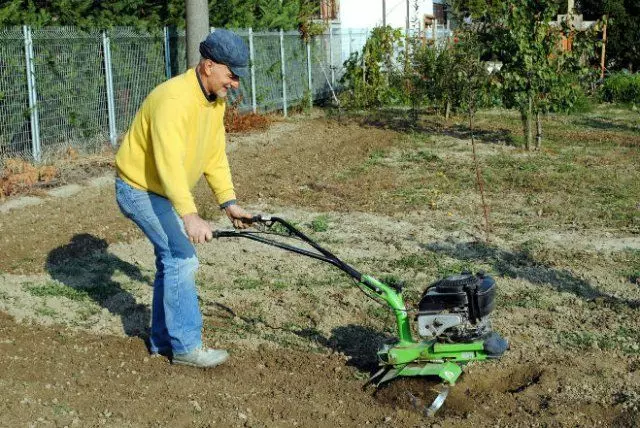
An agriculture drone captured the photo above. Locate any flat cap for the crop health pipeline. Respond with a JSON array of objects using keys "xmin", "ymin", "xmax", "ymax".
[{"xmin": 199, "ymin": 29, "xmax": 249, "ymax": 78}]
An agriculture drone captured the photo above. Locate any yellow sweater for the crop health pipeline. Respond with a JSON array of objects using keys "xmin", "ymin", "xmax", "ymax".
[{"xmin": 115, "ymin": 68, "xmax": 235, "ymax": 216}]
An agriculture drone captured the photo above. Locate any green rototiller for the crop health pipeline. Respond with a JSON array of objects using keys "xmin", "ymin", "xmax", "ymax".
[{"xmin": 214, "ymin": 216, "xmax": 508, "ymax": 415}]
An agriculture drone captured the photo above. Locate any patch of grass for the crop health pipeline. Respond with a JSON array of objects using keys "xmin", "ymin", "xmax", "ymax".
[
  {"xmin": 23, "ymin": 281, "xmax": 89, "ymax": 301},
  {"xmin": 271, "ymin": 280, "xmax": 290, "ymax": 289},
  {"xmin": 400, "ymin": 149, "xmax": 441, "ymax": 164},
  {"xmin": 392, "ymin": 187, "xmax": 442, "ymax": 209},
  {"xmin": 269, "ymin": 220, "xmax": 300, "ymax": 236},
  {"xmin": 233, "ymin": 277, "xmax": 262, "ymax": 290},
  {"xmin": 435, "ymin": 259, "xmax": 481, "ymax": 278},
  {"xmin": 366, "ymin": 304, "xmax": 391, "ymax": 321},
  {"xmin": 52, "ymin": 403, "xmax": 73, "ymax": 416},
  {"xmin": 498, "ymin": 288, "xmax": 547, "ymax": 309},
  {"xmin": 392, "ymin": 253, "xmax": 433, "ymax": 270},
  {"xmin": 337, "ymin": 149, "xmax": 389, "ymax": 180},
  {"xmin": 366, "ymin": 149, "xmax": 387, "ymax": 166},
  {"xmin": 77, "ymin": 305, "xmax": 100, "ymax": 321},
  {"xmin": 556, "ymin": 331, "xmax": 603, "ymax": 350},
  {"xmin": 310, "ymin": 215, "xmax": 330, "ymax": 232},
  {"xmin": 35, "ymin": 306, "xmax": 57, "ymax": 317},
  {"xmin": 556, "ymin": 327, "xmax": 640, "ymax": 354}
]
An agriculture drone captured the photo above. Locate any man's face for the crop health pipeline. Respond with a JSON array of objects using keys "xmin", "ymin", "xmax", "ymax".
[{"xmin": 204, "ymin": 60, "xmax": 240, "ymax": 98}]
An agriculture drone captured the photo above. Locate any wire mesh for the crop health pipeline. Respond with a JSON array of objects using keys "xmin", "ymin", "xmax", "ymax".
[
  {"xmin": 0, "ymin": 27, "xmax": 30, "ymax": 159},
  {"xmin": 30, "ymin": 27, "xmax": 108, "ymax": 158},
  {"xmin": 252, "ymin": 31, "xmax": 285, "ymax": 112},
  {"xmin": 109, "ymin": 27, "xmax": 166, "ymax": 135},
  {"xmin": 226, "ymin": 29, "xmax": 253, "ymax": 113},
  {"xmin": 334, "ymin": 28, "xmax": 370, "ymax": 82},
  {"xmin": 283, "ymin": 32, "xmax": 308, "ymax": 109},
  {"xmin": 309, "ymin": 33, "xmax": 332, "ymax": 100},
  {"xmin": 165, "ymin": 27, "xmax": 188, "ymax": 78}
]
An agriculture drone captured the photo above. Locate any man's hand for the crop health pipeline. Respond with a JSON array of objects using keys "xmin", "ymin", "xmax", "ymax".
[
  {"xmin": 182, "ymin": 213, "xmax": 213, "ymax": 244},
  {"xmin": 223, "ymin": 204, "xmax": 253, "ymax": 229}
]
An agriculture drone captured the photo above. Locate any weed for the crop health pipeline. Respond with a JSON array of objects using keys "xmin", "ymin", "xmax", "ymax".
[
  {"xmin": 77, "ymin": 305, "xmax": 100, "ymax": 321},
  {"xmin": 435, "ymin": 260, "xmax": 480, "ymax": 278},
  {"xmin": 367, "ymin": 149, "xmax": 386, "ymax": 165},
  {"xmin": 499, "ymin": 288, "xmax": 546, "ymax": 309},
  {"xmin": 272, "ymin": 280, "xmax": 290, "ymax": 289},
  {"xmin": 392, "ymin": 254, "xmax": 433, "ymax": 270},
  {"xmin": 310, "ymin": 215, "xmax": 330, "ymax": 232},
  {"xmin": 556, "ymin": 331, "xmax": 600, "ymax": 350},
  {"xmin": 233, "ymin": 277, "xmax": 262, "ymax": 290},
  {"xmin": 23, "ymin": 281, "xmax": 89, "ymax": 301},
  {"xmin": 379, "ymin": 274, "xmax": 405, "ymax": 288},
  {"xmin": 52, "ymin": 403, "xmax": 73, "ymax": 416},
  {"xmin": 392, "ymin": 187, "xmax": 442, "ymax": 209},
  {"xmin": 556, "ymin": 328, "xmax": 640, "ymax": 354},
  {"xmin": 337, "ymin": 149, "xmax": 389, "ymax": 180},
  {"xmin": 400, "ymin": 149, "xmax": 441, "ymax": 164},
  {"xmin": 366, "ymin": 304, "xmax": 390, "ymax": 321},
  {"xmin": 35, "ymin": 305, "xmax": 57, "ymax": 317}
]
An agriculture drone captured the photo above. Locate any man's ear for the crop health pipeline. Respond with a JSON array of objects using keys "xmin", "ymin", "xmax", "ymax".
[{"xmin": 201, "ymin": 59, "xmax": 213, "ymax": 76}]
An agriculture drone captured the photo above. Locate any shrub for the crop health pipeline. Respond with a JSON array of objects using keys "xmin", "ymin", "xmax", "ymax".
[{"xmin": 599, "ymin": 72, "xmax": 640, "ymax": 105}]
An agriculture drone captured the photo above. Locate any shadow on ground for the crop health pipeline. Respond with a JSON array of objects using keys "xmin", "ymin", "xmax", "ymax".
[
  {"xmin": 46, "ymin": 234, "xmax": 153, "ymax": 339},
  {"xmin": 422, "ymin": 240, "xmax": 640, "ymax": 309},
  {"xmin": 295, "ymin": 324, "xmax": 392, "ymax": 372},
  {"xmin": 205, "ymin": 299, "xmax": 391, "ymax": 373},
  {"xmin": 357, "ymin": 109, "xmax": 516, "ymax": 146},
  {"xmin": 578, "ymin": 117, "xmax": 640, "ymax": 135}
]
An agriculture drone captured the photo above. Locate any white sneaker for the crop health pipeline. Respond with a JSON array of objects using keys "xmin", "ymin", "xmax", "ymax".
[{"xmin": 172, "ymin": 347, "xmax": 229, "ymax": 368}]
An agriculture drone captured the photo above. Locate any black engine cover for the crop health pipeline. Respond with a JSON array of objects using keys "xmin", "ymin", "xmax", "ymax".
[{"xmin": 418, "ymin": 272, "xmax": 496, "ymax": 323}]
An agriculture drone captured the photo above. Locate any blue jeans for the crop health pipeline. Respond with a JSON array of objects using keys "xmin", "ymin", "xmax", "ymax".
[{"xmin": 115, "ymin": 177, "xmax": 202, "ymax": 354}]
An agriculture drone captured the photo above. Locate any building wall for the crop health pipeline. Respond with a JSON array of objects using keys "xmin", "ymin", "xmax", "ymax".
[{"xmin": 338, "ymin": 0, "xmax": 434, "ymax": 30}]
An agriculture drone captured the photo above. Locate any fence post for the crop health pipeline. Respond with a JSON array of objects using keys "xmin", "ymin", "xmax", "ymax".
[
  {"xmin": 306, "ymin": 39, "xmax": 312, "ymax": 109},
  {"xmin": 434, "ymin": 19, "xmax": 438, "ymax": 43},
  {"xmin": 163, "ymin": 26, "xmax": 171, "ymax": 80},
  {"xmin": 279, "ymin": 29, "xmax": 287, "ymax": 117},
  {"xmin": 329, "ymin": 26, "xmax": 335, "ymax": 86},
  {"xmin": 102, "ymin": 31, "xmax": 117, "ymax": 147},
  {"xmin": 249, "ymin": 28, "xmax": 257, "ymax": 114},
  {"xmin": 23, "ymin": 25, "xmax": 41, "ymax": 162}
]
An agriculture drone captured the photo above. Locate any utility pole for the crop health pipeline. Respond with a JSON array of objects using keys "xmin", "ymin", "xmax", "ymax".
[
  {"xmin": 186, "ymin": 0, "xmax": 209, "ymax": 68},
  {"xmin": 382, "ymin": 0, "xmax": 386, "ymax": 26}
]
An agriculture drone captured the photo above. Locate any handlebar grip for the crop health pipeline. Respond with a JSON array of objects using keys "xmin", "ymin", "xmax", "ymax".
[{"xmin": 248, "ymin": 215, "xmax": 271, "ymax": 223}]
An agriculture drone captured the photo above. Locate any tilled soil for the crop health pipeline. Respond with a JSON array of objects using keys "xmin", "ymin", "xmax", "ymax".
[{"xmin": 1, "ymin": 112, "xmax": 639, "ymax": 427}]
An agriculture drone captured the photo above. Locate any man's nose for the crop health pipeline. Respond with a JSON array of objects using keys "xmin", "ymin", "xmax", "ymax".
[{"xmin": 230, "ymin": 80, "xmax": 240, "ymax": 89}]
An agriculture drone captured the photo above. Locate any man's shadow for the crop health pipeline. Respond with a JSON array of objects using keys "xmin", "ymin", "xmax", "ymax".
[{"xmin": 46, "ymin": 234, "xmax": 153, "ymax": 341}]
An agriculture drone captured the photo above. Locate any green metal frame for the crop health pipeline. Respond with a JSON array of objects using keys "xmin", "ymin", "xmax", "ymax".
[{"xmin": 361, "ymin": 275, "xmax": 489, "ymax": 386}]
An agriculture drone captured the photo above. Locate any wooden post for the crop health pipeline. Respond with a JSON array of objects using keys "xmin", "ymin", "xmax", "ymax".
[{"xmin": 600, "ymin": 15, "xmax": 607, "ymax": 80}]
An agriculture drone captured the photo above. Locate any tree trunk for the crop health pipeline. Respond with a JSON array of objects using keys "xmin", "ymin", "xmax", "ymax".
[
  {"xmin": 535, "ymin": 111, "xmax": 543, "ymax": 150},
  {"xmin": 524, "ymin": 95, "xmax": 533, "ymax": 150},
  {"xmin": 445, "ymin": 99, "xmax": 451, "ymax": 120},
  {"xmin": 186, "ymin": 0, "xmax": 209, "ymax": 68},
  {"xmin": 520, "ymin": 102, "xmax": 533, "ymax": 151}
]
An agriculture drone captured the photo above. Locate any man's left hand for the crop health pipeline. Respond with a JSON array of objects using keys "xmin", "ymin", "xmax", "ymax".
[{"xmin": 223, "ymin": 204, "xmax": 253, "ymax": 229}]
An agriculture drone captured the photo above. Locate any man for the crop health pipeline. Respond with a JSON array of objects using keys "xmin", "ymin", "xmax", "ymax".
[{"xmin": 114, "ymin": 29, "xmax": 253, "ymax": 368}]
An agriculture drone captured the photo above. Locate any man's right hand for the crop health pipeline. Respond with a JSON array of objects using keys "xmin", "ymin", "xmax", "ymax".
[{"xmin": 182, "ymin": 213, "xmax": 213, "ymax": 244}]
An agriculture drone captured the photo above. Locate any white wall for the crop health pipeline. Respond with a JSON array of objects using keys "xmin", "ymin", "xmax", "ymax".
[{"xmin": 339, "ymin": 0, "xmax": 433, "ymax": 31}]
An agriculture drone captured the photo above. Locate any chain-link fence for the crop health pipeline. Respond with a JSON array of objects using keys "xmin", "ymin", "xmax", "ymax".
[{"xmin": 0, "ymin": 26, "xmax": 371, "ymax": 162}]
